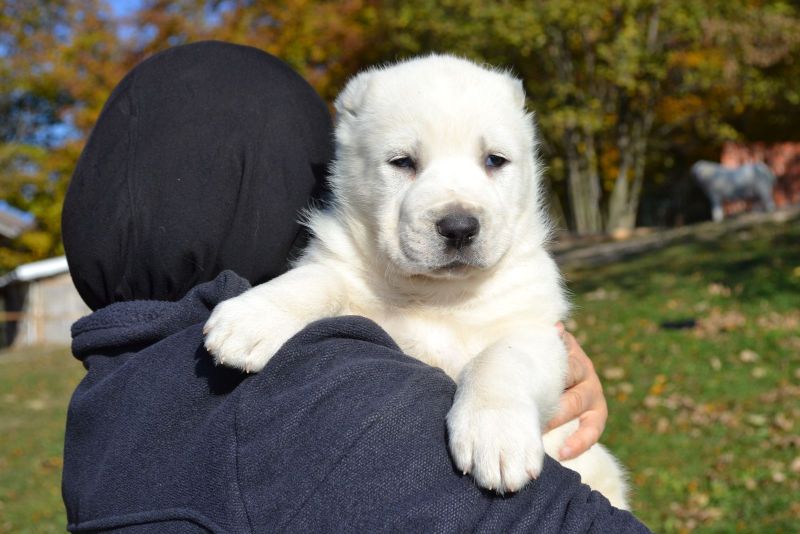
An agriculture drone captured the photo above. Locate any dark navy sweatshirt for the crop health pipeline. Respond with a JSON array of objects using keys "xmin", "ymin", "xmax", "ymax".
[{"xmin": 62, "ymin": 270, "xmax": 651, "ymax": 533}]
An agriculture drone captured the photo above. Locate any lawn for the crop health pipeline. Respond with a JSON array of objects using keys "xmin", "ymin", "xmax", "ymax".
[
  {"xmin": 565, "ymin": 216, "xmax": 800, "ymax": 532},
  {"xmin": 0, "ymin": 216, "xmax": 798, "ymax": 533},
  {"xmin": 0, "ymin": 347, "xmax": 84, "ymax": 533}
]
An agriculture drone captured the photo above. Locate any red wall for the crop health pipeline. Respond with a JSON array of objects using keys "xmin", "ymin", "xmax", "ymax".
[{"xmin": 719, "ymin": 142, "xmax": 800, "ymax": 214}]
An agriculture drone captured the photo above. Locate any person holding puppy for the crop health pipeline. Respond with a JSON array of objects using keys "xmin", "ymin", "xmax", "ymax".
[{"xmin": 62, "ymin": 41, "xmax": 649, "ymax": 532}]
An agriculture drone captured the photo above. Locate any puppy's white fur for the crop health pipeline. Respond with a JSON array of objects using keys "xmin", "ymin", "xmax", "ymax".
[{"xmin": 204, "ymin": 55, "xmax": 629, "ymax": 507}]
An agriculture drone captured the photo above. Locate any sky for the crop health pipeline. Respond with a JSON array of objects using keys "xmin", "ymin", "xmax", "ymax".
[{"xmin": 107, "ymin": 0, "xmax": 143, "ymax": 18}]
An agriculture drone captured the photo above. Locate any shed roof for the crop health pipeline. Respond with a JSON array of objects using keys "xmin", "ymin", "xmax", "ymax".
[
  {"xmin": 0, "ymin": 201, "xmax": 35, "ymax": 239},
  {"xmin": 0, "ymin": 256, "xmax": 69, "ymax": 289}
]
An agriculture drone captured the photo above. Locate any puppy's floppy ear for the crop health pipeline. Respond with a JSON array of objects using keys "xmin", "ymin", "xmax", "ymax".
[{"xmin": 334, "ymin": 70, "xmax": 373, "ymax": 118}]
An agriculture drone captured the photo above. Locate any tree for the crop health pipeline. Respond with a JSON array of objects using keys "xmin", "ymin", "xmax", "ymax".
[
  {"xmin": 0, "ymin": 0, "xmax": 127, "ymax": 272},
  {"xmin": 2, "ymin": 0, "xmax": 799, "ymax": 272},
  {"xmin": 373, "ymin": 0, "xmax": 800, "ymax": 233},
  {"xmin": 132, "ymin": 0, "xmax": 381, "ymax": 102},
  {"xmin": 0, "ymin": 0, "xmax": 385, "ymax": 272}
]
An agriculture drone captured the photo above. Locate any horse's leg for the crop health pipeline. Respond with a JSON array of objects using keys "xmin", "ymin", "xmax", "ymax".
[
  {"xmin": 711, "ymin": 197, "xmax": 724, "ymax": 222},
  {"xmin": 758, "ymin": 184, "xmax": 776, "ymax": 212},
  {"xmin": 755, "ymin": 164, "xmax": 777, "ymax": 212}
]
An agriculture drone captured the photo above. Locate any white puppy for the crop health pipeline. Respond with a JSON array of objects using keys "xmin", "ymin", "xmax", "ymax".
[{"xmin": 204, "ymin": 55, "xmax": 629, "ymax": 508}]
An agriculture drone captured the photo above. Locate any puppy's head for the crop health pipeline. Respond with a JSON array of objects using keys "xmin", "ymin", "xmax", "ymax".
[{"xmin": 331, "ymin": 55, "xmax": 545, "ymax": 279}]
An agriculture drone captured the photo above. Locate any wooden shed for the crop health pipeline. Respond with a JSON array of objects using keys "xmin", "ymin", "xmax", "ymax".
[{"xmin": 0, "ymin": 256, "xmax": 90, "ymax": 348}]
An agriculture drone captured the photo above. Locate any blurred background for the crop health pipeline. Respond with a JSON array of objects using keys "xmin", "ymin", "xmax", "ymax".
[{"xmin": 0, "ymin": 1, "xmax": 798, "ymax": 532}]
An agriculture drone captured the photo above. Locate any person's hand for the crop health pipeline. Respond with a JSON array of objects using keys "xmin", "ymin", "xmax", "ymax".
[{"xmin": 546, "ymin": 323, "xmax": 608, "ymax": 461}]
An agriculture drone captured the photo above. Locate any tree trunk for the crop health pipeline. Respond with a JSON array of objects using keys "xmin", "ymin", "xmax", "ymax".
[
  {"xmin": 606, "ymin": 121, "xmax": 633, "ymax": 232},
  {"xmin": 622, "ymin": 133, "xmax": 649, "ymax": 230},
  {"xmin": 564, "ymin": 128, "xmax": 603, "ymax": 234},
  {"xmin": 583, "ymin": 130, "xmax": 604, "ymax": 231}
]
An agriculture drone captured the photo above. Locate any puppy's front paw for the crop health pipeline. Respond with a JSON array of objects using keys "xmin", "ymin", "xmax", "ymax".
[
  {"xmin": 447, "ymin": 400, "xmax": 544, "ymax": 494},
  {"xmin": 203, "ymin": 295, "xmax": 302, "ymax": 373}
]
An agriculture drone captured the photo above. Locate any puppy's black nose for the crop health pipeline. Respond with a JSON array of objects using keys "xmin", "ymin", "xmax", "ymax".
[{"xmin": 436, "ymin": 212, "xmax": 480, "ymax": 250}]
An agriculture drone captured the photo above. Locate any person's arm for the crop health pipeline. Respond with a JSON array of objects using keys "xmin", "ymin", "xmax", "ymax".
[
  {"xmin": 236, "ymin": 316, "xmax": 650, "ymax": 533},
  {"xmin": 547, "ymin": 325, "xmax": 608, "ymax": 460}
]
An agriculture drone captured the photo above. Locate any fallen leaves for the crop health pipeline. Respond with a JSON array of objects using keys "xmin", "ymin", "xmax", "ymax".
[
  {"xmin": 565, "ymin": 219, "xmax": 800, "ymax": 532},
  {"xmin": 607, "ymin": 381, "xmax": 634, "ymax": 402},
  {"xmin": 648, "ymin": 374, "xmax": 668, "ymax": 396},
  {"xmin": 707, "ymin": 282, "xmax": 732, "ymax": 296},
  {"xmin": 739, "ymin": 349, "xmax": 760, "ymax": 363},
  {"xmin": 756, "ymin": 310, "xmax": 800, "ymax": 331},
  {"xmin": 790, "ymin": 457, "xmax": 800, "ymax": 474},
  {"xmin": 585, "ymin": 287, "xmax": 619, "ymax": 301},
  {"xmin": 773, "ymin": 412, "xmax": 794, "ymax": 431},
  {"xmin": 746, "ymin": 414, "xmax": 768, "ymax": 427},
  {"xmin": 751, "ymin": 367, "xmax": 767, "ymax": 379},
  {"xmin": 694, "ymin": 308, "xmax": 747, "ymax": 337},
  {"xmin": 635, "ymin": 383, "xmax": 799, "ymax": 443},
  {"xmin": 602, "ymin": 366, "xmax": 626, "ymax": 380},
  {"xmin": 631, "ymin": 380, "xmax": 800, "ymax": 532},
  {"xmin": 668, "ymin": 491, "xmax": 723, "ymax": 531}
]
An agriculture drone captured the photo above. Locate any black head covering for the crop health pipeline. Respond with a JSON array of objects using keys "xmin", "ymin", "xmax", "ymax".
[{"xmin": 63, "ymin": 41, "xmax": 332, "ymax": 310}]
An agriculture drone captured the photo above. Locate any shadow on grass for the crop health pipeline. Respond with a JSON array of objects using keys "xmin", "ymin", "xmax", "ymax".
[{"xmin": 567, "ymin": 220, "xmax": 800, "ymax": 304}]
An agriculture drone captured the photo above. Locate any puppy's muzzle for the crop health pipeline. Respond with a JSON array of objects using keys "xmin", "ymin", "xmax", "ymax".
[{"xmin": 436, "ymin": 211, "xmax": 480, "ymax": 250}]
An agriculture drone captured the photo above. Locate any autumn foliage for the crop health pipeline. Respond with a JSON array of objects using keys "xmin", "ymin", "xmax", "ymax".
[{"xmin": 2, "ymin": 0, "xmax": 799, "ymax": 271}]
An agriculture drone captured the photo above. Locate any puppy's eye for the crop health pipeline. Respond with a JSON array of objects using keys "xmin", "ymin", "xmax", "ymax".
[
  {"xmin": 485, "ymin": 154, "xmax": 508, "ymax": 169},
  {"xmin": 389, "ymin": 156, "xmax": 416, "ymax": 170}
]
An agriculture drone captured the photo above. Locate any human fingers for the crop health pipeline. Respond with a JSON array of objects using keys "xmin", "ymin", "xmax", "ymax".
[
  {"xmin": 547, "ymin": 333, "xmax": 595, "ymax": 429},
  {"xmin": 546, "ymin": 332, "xmax": 608, "ymax": 459},
  {"xmin": 562, "ymin": 332, "xmax": 589, "ymax": 389},
  {"xmin": 555, "ymin": 321, "xmax": 565, "ymax": 337},
  {"xmin": 559, "ymin": 409, "xmax": 607, "ymax": 460}
]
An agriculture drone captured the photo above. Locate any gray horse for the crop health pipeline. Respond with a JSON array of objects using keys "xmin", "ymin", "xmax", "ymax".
[{"xmin": 691, "ymin": 160, "xmax": 777, "ymax": 222}]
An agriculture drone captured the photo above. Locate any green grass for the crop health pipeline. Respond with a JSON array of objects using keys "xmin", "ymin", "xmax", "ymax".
[
  {"xmin": 1, "ymin": 218, "xmax": 798, "ymax": 532},
  {"xmin": 0, "ymin": 347, "xmax": 84, "ymax": 533},
  {"xmin": 565, "ymin": 218, "xmax": 800, "ymax": 532}
]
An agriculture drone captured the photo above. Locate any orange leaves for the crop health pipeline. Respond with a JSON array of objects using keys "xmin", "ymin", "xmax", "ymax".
[
  {"xmin": 648, "ymin": 373, "xmax": 667, "ymax": 396},
  {"xmin": 656, "ymin": 94, "xmax": 704, "ymax": 125},
  {"xmin": 0, "ymin": 0, "xmax": 127, "ymax": 271}
]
